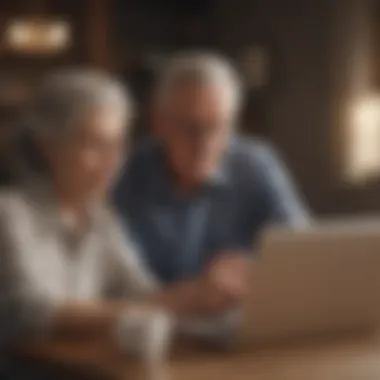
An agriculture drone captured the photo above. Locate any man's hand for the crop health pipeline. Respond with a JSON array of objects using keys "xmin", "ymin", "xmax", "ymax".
[
  {"xmin": 198, "ymin": 251, "xmax": 250, "ymax": 315},
  {"xmin": 153, "ymin": 251, "xmax": 251, "ymax": 318}
]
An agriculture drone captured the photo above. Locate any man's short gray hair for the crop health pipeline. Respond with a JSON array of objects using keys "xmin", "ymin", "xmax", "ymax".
[
  {"xmin": 154, "ymin": 52, "xmax": 243, "ymax": 115},
  {"xmin": 27, "ymin": 68, "xmax": 133, "ymax": 138}
]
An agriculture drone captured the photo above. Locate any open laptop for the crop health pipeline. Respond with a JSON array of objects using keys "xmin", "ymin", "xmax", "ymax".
[{"xmin": 240, "ymin": 219, "xmax": 380, "ymax": 343}]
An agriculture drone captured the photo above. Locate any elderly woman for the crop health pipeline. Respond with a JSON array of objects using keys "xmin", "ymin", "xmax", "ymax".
[
  {"xmin": 0, "ymin": 70, "xmax": 184, "ymax": 379},
  {"xmin": 0, "ymin": 69, "xmax": 245, "ymax": 379}
]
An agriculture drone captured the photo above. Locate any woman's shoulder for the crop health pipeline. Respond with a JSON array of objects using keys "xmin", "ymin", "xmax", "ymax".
[
  {"xmin": 100, "ymin": 203, "xmax": 126, "ymax": 231},
  {"xmin": 99, "ymin": 203, "xmax": 135, "ymax": 242},
  {"xmin": 0, "ymin": 186, "xmax": 26, "ymax": 206},
  {"xmin": 0, "ymin": 186, "xmax": 38, "ymax": 219}
]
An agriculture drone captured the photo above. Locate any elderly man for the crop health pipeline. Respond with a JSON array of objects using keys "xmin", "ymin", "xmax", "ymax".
[{"xmin": 115, "ymin": 52, "xmax": 309, "ymax": 320}]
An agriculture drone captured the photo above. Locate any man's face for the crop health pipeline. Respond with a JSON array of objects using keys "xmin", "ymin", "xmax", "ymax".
[{"xmin": 154, "ymin": 82, "xmax": 234, "ymax": 187}]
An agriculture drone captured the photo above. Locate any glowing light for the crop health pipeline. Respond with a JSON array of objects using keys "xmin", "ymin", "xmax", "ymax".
[
  {"xmin": 346, "ymin": 96, "xmax": 380, "ymax": 182},
  {"xmin": 4, "ymin": 18, "xmax": 71, "ymax": 54}
]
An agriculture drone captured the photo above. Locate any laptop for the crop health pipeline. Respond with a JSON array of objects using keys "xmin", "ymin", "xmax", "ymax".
[{"xmin": 240, "ymin": 220, "xmax": 380, "ymax": 343}]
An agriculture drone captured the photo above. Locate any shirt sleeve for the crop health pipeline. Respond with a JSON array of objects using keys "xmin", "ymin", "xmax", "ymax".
[
  {"xmin": 103, "ymin": 210, "xmax": 160, "ymax": 299},
  {"xmin": 251, "ymin": 142, "xmax": 311, "ymax": 227},
  {"xmin": 0, "ymin": 195, "xmax": 57, "ymax": 348}
]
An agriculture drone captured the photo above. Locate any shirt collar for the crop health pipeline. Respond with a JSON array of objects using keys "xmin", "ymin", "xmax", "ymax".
[
  {"xmin": 22, "ymin": 177, "xmax": 105, "ymax": 233},
  {"xmin": 207, "ymin": 150, "xmax": 231, "ymax": 190}
]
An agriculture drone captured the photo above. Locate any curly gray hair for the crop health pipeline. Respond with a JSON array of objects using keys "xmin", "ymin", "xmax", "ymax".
[
  {"xmin": 27, "ymin": 69, "xmax": 133, "ymax": 138},
  {"xmin": 13, "ymin": 69, "xmax": 133, "ymax": 179}
]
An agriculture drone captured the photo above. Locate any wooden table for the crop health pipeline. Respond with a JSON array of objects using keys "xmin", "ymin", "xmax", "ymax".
[
  {"xmin": 170, "ymin": 331, "xmax": 380, "ymax": 380},
  {"xmin": 18, "ymin": 330, "xmax": 380, "ymax": 380}
]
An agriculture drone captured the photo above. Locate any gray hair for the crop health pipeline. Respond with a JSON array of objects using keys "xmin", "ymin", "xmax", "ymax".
[
  {"xmin": 27, "ymin": 69, "xmax": 133, "ymax": 139},
  {"xmin": 12, "ymin": 69, "xmax": 133, "ymax": 179},
  {"xmin": 154, "ymin": 52, "xmax": 243, "ymax": 115}
]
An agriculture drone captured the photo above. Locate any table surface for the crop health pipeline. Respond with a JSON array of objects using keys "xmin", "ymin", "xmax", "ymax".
[
  {"xmin": 20, "ymin": 330, "xmax": 380, "ymax": 380},
  {"xmin": 170, "ymin": 331, "xmax": 380, "ymax": 380}
]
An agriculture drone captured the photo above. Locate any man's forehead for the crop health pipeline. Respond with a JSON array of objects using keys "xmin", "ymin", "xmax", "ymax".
[{"xmin": 163, "ymin": 82, "xmax": 232, "ymax": 114}]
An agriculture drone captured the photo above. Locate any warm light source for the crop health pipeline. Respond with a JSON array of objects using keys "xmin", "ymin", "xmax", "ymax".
[
  {"xmin": 346, "ymin": 96, "xmax": 380, "ymax": 182},
  {"xmin": 4, "ymin": 18, "xmax": 71, "ymax": 55}
]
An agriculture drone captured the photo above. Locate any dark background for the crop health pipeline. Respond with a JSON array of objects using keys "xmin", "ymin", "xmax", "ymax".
[{"xmin": 0, "ymin": 0, "xmax": 378, "ymax": 216}]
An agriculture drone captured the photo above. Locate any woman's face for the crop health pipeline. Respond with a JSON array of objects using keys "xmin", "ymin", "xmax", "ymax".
[{"xmin": 46, "ymin": 107, "xmax": 127, "ymax": 200}]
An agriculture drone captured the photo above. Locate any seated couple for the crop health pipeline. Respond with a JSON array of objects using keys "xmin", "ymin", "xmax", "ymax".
[{"xmin": 0, "ymin": 52, "xmax": 309, "ymax": 379}]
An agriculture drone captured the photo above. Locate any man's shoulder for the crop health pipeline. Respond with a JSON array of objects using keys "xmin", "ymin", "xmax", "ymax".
[
  {"xmin": 122, "ymin": 139, "xmax": 158, "ymax": 175},
  {"xmin": 228, "ymin": 136, "xmax": 281, "ymax": 175},
  {"xmin": 128, "ymin": 139, "xmax": 159, "ymax": 168},
  {"xmin": 115, "ymin": 139, "xmax": 159, "ymax": 196}
]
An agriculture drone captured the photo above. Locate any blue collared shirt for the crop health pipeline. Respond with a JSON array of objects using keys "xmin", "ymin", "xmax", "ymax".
[{"xmin": 114, "ymin": 137, "xmax": 310, "ymax": 284}]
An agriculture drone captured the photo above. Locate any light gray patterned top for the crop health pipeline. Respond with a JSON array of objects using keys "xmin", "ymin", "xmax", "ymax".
[{"xmin": 0, "ymin": 181, "xmax": 158, "ymax": 347}]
